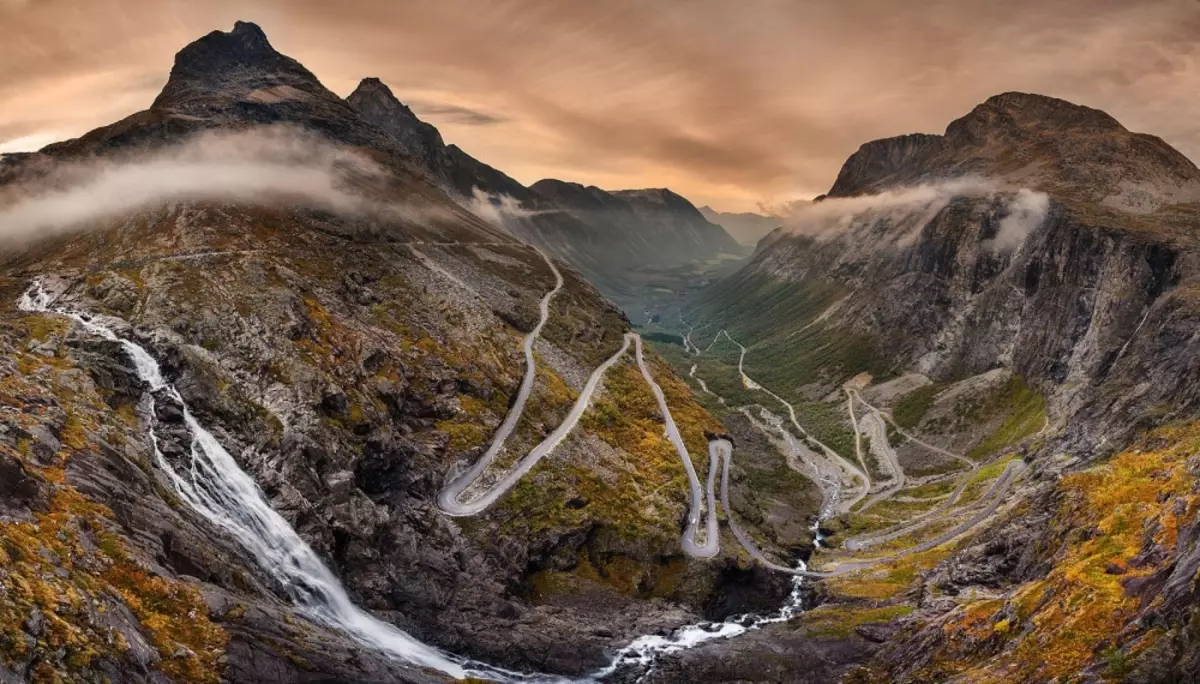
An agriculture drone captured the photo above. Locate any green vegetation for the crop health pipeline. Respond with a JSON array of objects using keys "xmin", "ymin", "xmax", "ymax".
[
  {"xmin": 495, "ymin": 350, "xmax": 726, "ymax": 555},
  {"xmin": 926, "ymin": 421, "xmax": 1200, "ymax": 682},
  {"xmin": 642, "ymin": 331, "xmax": 685, "ymax": 346},
  {"xmin": 967, "ymin": 376, "xmax": 1046, "ymax": 460},
  {"xmin": 683, "ymin": 271, "xmax": 893, "ymax": 394},
  {"xmin": 822, "ymin": 548, "xmax": 952, "ymax": 601},
  {"xmin": 795, "ymin": 603, "xmax": 914, "ymax": 638},
  {"xmin": 891, "ymin": 382, "xmax": 947, "ymax": 429}
]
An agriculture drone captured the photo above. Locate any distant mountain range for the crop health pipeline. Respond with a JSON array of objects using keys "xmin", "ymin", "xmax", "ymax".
[
  {"xmin": 697, "ymin": 206, "xmax": 780, "ymax": 246},
  {"xmin": 345, "ymin": 77, "xmax": 741, "ymax": 296}
]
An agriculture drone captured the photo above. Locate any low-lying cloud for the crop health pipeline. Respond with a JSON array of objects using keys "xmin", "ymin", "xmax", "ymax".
[
  {"xmin": 774, "ymin": 177, "xmax": 1050, "ymax": 251},
  {"xmin": 463, "ymin": 187, "xmax": 556, "ymax": 227},
  {"xmin": 0, "ymin": 127, "xmax": 430, "ymax": 246},
  {"xmin": 988, "ymin": 187, "xmax": 1050, "ymax": 251}
]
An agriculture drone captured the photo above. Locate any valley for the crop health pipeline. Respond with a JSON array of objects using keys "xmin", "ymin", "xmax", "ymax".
[{"xmin": 3, "ymin": 16, "xmax": 1200, "ymax": 684}]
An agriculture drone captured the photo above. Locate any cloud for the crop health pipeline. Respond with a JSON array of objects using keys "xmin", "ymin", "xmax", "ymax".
[
  {"xmin": 775, "ymin": 177, "xmax": 1049, "ymax": 251},
  {"xmin": 409, "ymin": 101, "xmax": 507, "ymax": 126},
  {"xmin": 987, "ymin": 188, "xmax": 1051, "ymax": 251},
  {"xmin": 0, "ymin": 126, "xmax": 446, "ymax": 246},
  {"xmin": 462, "ymin": 186, "xmax": 554, "ymax": 228},
  {"xmin": 0, "ymin": 132, "xmax": 66, "ymax": 155},
  {"xmin": 4, "ymin": 1, "xmax": 1200, "ymax": 211}
]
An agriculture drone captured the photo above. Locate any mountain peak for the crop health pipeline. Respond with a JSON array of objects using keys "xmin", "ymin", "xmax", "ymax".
[
  {"xmin": 231, "ymin": 20, "xmax": 269, "ymax": 41},
  {"xmin": 945, "ymin": 91, "xmax": 1125, "ymax": 146},
  {"xmin": 347, "ymin": 78, "xmax": 419, "ymax": 121},
  {"xmin": 151, "ymin": 21, "xmax": 328, "ymax": 113},
  {"xmin": 346, "ymin": 77, "xmax": 447, "ymax": 172},
  {"xmin": 829, "ymin": 91, "xmax": 1200, "ymax": 203}
]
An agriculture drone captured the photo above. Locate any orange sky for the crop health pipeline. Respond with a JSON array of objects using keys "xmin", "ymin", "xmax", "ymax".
[{"xmin": 2, "ymin": 0, "xmax": 1200, "ymax": 212}]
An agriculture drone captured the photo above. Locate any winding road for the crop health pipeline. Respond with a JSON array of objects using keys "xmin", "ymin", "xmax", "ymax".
[
  {"xmin": 437, "ymin": 248, "xmax": 565, "ymax": 515},
  {"xmin": 636, "ymin": 336, "xmax": 720, "ymax": 558},
  {"xmin": 851, "ymin": 392, "xmax": 907, "ymax": 512},
  {"xmin": 712, "ymin": 438, "xmax": 1027, "ymax": 578},
  {"xmin": 434, "ymin": 249, "xmax": 721, "ymax": 558},
  {"xmin": 711, "ymin": 329, "xmax": 870, "ymax": 511},
  {"xmin": 422, "ymin": 243, "xmax": 1027, "ymax": 576},
  {"xmin": 680, "ymin": 322, "xmax": 1028, "ymax": 574}
]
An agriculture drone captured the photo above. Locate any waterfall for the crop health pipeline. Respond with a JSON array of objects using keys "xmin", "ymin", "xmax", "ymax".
[
  {"xmin": 18, "ymin": 282, "xmax": 569, "ymax": 684},
  {"xmin": 19, "ymin": 282, "xmax": 817, "ymax": 683}
]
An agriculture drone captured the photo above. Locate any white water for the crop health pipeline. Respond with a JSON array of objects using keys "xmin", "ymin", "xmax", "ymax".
[
  {"xmin": 18, "ymin": 282, "xmax": 569, "ymax": 684},
  {"xmin": 594, "ymin": 565, "xmax": 808, "ymax": 681},
  {"xmin": 20, "ymin": 278, "xmax": 828, "ymax": 683}
]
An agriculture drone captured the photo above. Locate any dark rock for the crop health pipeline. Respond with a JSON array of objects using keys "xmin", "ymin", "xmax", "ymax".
[{"xmin": 0, "ymin": 452, "xmax": 49, "ymax": 516}]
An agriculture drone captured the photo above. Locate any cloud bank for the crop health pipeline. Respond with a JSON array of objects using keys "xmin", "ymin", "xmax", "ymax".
[
  {"xmin": 463, "ymin": 187, "xmax": 556, "ymax": 228},
  {"xmin": 775, "ymin": 177, "xmax": 1050, "ymax": 251},
  {"xmin": 0, "ymin": 127, "xmax": 430, "ymax": 246}
]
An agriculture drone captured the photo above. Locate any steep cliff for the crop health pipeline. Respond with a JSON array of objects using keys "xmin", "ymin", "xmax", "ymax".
[{"xmin": 676, "ymin": 92, "xmax": 1200, "ymax": 681}]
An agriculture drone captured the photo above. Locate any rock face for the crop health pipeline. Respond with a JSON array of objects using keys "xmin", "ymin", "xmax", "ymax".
[
  {"xmin": 683, "ymin": 92, "xmax": 1200, "ymax": 681},
  {"xmin": 0, "ymin": 22, "xmax": 798, "ymax": 684},
  {"xmin": 829, "ymin": 92, "xmax": 1200, "ymax": 212}
]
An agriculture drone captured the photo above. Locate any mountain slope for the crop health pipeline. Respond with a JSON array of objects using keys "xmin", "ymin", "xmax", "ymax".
[
  {"xmin": 344, "ymin": 78, "xmax": 742, "ymax": 304},
  {"xmin": 672, "ymin": 92, "xmax": 1200, "ymax": 681},
  {"xmin": 0, "ymin": 22, "xmax": 802, "ymax": 684},
  {"xmin": 530, "ymin": 179, "xmax": 741, "ymax": 265}
]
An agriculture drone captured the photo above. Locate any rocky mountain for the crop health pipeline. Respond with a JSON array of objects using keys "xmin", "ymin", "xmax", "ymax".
[
  {"xmin": 0, "ymin": 22, "xmax": 811, "ymax": 684},
  {"xmin": 697, "ymin": 206, "xmax": 780, "ymax": 246},
  {"xmin": 671, "ymin": 92, "xmax": 1200, "ymax": 681},
  {"xmin": 530, "ymin": 180, "xmax": 741, "ymax": 265},
  {"xmin": 344, "ymin": 78, "xmax": 742, "ymax": 300}
]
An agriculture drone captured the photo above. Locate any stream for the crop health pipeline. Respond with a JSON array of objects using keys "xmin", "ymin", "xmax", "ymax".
[{"xmin": 19, "ymin": 282, "xmax": 817, "ymax": 683}]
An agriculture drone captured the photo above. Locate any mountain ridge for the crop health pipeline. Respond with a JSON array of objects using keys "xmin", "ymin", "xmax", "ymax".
[
  {"xmin": 698, "ymin": 206, "xmax": 780, "ymax": 246},
  {"xmin": 829, "ymin": 91, "xmax": 1200, "ymax": 216}
]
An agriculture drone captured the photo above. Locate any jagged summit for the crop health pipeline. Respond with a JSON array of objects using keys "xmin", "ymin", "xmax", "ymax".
[
  {"xmin": 348, "ymin": 78, "xmax": 421, "ymax": 121},
  {"xmin": 151, "ymin": 21, "xmax": 335, "ymax": 113},
  {"xmin": 43, "ymin": 22, "xmax": 396, "ymax": 157},
  {"xmin": 346, "ymin": 77, "xmax": 447, "ymax": 170}
]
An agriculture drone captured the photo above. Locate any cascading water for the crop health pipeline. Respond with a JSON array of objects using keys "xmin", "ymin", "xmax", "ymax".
[
  {"xmin": 592, "ymin": 553, "xmax": 811, "ymax": 681},
  {"xmin": 20, "ymin": 280, "xmax": 823, "ymax": 683},
  {"xmin": 17, "ymin": 282, "xmax": 569, "ymax": 684}
]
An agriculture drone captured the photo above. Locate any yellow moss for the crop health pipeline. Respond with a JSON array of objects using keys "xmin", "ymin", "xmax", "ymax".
[
  {"xmin": 528, "ymin": 551, "xmax": 688, "ymax": 603},
  {"xmin": 798, "ymin": 603, "xmax": 914, "ymax": 638},
  {"xmin": 931, "ymin": 422, "xmax": 1200, "ymax": 682},
  {"xmin": 0, "ymin": 490, "xmax": 226, "ymax": 682},
  {"xmin": 0, "ymin": 333, "xmax": 227, "ymax": 681},
  {"xmin": 823, "ymin": 548, "xmax": 951, "ymax": 600}
]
